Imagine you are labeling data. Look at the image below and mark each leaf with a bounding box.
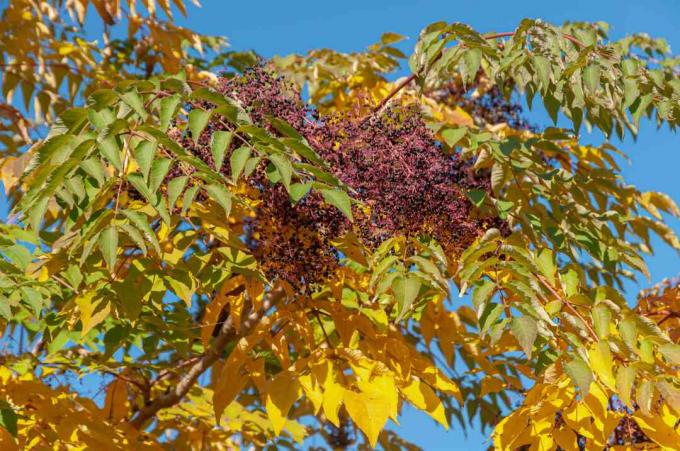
[160,95,181,131]
[636,379,654,416]
[592,303,611,339]
[181,184,200,215]
[583,64,601,94]
[588,341,616,390]
[103,378,128,422]
[122,210,161,255]
[99,225,118,271]
[265,371,301,435]
[98,137,123,172]
[211,130,232,170]
[167,176,188,210]
[268,154,293,190]
[320,189,353,221]
[344,389,391,448]
[134,141,157,180]
[564,357,593,396]
[659,344,680,365]
[149,157,172,193]
[289,182,312,203]
[0,405,17,437]
[511,316,537,358]
[441,127,467,147]
[616,365,636,409]
[230,146,251,181]
[204,184,232,216]
[188,108,211,143]
[392,275,421,320]
[400,378,448,428]
[536,248,556,284]
[76,292,111,337]
[532,55,551,89]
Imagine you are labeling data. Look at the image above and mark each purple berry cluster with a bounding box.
[169,66,504,286]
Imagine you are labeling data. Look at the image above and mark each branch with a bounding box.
[537,275,598,341]
[128,287,285,429]
[365,30,585,119]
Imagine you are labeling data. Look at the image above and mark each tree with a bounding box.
[0,3,679,449]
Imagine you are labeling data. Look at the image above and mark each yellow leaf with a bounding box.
[265,371,301,435]
[400,378,448,428]
[357,373,399,422]
[200,275,244,348]
[480,376,505,397]
[299,374,323,414]
[343,388,390,448]
[633,404,680,449]
[588,341,616,390]
[103,378,128,422]
[553,427,578,450]
[76,292,111,336]
[213,366,248,424]
[311,360,344,427]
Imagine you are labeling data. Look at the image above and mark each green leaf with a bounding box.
[0,403,17,437]
[149,158,172,193]
[122,209,160,255]
[583,64,601,94]
[392,275,421,320]
[211,131,232,171]
[181,184,200,216]
[99,225,118,271]
[98,137,123,172]
[268,154,293,190]
[441,128,467,148]
[289,182,312,203]
[134,141,157,180]
[230,146,251,181]
[321,189,353,221]
[463,48,482,83]
[189,109,211,144]
[564,357,593,396]
[467,189,487,208]
[511,316,537,358]
[121,90,147,120]
[127,173,154,203]
[532,55,551,89]
[160,94,181,131]
[167,176,188,210]
[205,184,232,216]
[119,223,147,255]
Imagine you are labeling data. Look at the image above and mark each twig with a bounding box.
[537,275,598,340]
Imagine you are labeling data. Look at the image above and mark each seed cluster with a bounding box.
[171,66,506,286]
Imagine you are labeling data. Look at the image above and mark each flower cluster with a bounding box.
[171,66,506,285]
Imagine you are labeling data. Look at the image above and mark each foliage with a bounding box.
[1,4,679,450]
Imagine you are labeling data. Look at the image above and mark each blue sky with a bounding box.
[2,0,679,449]
[172,0,680,448]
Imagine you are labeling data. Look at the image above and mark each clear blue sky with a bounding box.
[173,1,680,449]
[2,1,679,449]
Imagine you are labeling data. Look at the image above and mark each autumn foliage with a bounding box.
[1,1,680,450]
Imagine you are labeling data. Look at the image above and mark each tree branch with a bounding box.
[364,30,585,120]
[128,287,285,429]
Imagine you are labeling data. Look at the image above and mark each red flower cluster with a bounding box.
[172,66,504,285]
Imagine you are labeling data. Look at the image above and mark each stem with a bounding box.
[537,275,598,340]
